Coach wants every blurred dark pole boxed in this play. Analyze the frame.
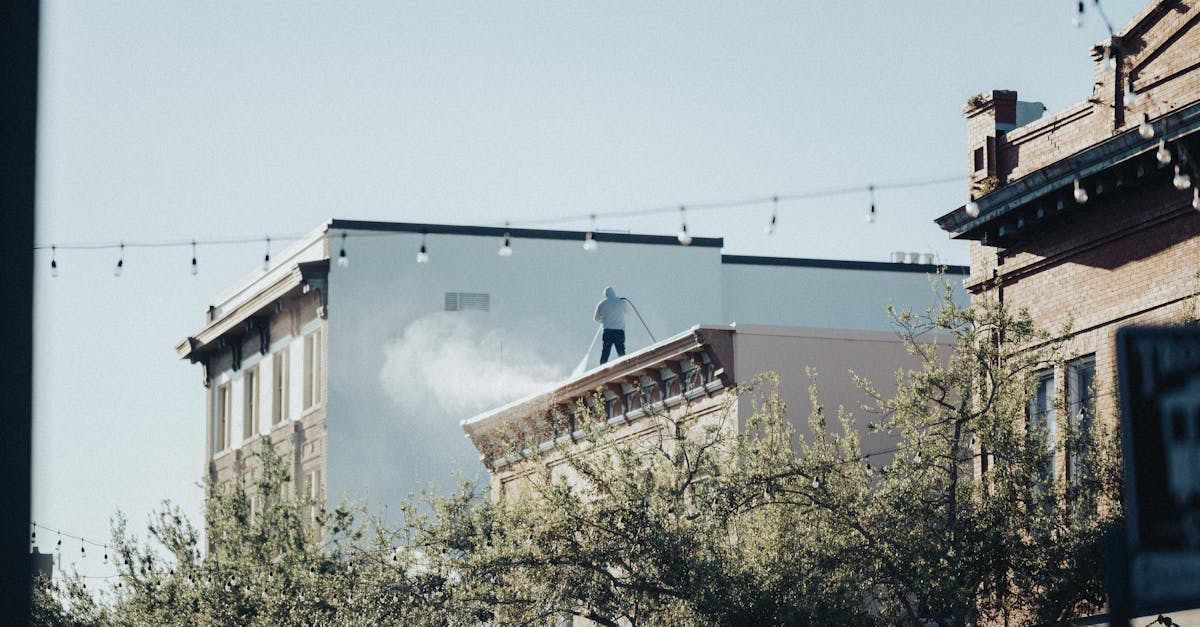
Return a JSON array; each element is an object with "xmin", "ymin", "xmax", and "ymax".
[{"xmin": 0, "ymin": 0, "xmax": 38, "ymax": 622}]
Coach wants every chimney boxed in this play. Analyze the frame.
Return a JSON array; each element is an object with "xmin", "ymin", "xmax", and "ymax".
[{"xmin": 964, "ymin": 90, "xmax": 1017, "ymax": 198}]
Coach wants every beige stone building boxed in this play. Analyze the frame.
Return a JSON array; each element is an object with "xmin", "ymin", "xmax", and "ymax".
[
  {"xmin": 180, "ymin": 218, "xmax": 964, "ymax": 519},
  {"xmin": 463, "ymin": 324, "xmax": 929, "ymax": 500}
]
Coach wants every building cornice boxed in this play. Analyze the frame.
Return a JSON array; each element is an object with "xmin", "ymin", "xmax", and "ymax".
[
  {"xmin": 936, "ymin": 100, "xmax": 1200, "ymax": 247},
  {"xmin": 176, "ymin": 260, "xmax": 330, "ymax": 362},
  {"xmin": 461, "ymin": 326, "xmax": 736, "ymax": 469}
]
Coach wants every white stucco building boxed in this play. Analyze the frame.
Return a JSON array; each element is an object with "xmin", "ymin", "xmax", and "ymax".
[{"xmin": 176, "ymin": 219, "xmax": 966, "ymax": 514}]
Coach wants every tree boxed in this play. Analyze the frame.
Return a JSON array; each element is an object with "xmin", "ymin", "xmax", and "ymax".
[
  {"xmin": 36, "ymin": 288, "xmax": 1122, "ymax": 626},
  {"xmin": 34, "ymin": 438, "xmax": 475, "ymax": 626},
  {"xmin": 777, "ymin": 285, "xmax": 1123, "ymax": 625},
  {"xmin": 411, "ymin": 373, "xmax": 870, "ymax": 626}
]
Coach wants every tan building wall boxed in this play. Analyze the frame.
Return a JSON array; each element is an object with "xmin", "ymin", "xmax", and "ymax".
[{"xmin": 465, "ymin": 324, "xmax": 933, "ymax": 500}]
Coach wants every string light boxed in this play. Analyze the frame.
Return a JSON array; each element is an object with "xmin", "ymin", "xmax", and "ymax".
[
  {"xmin": 113, "ymin": 243, "xmax": 125, "ymax": 277},
  {"xmin": 1072, "ymin": 0, "xmax": 1084, "ymax": 27},
  {"xmin": 50, "ymin": 245, "xmax": 59, "ymax": 278},
  {"xmin": 583, "ymin": 214, "xmax": 598, "ymax": 252},
  {"xmin": 262, "ymin": 237, "xmax": 271, "ymax": 271},
  {"xmin": 765, "ymin": 196, "xmax": 778, "ymax": 234},
  {"xmin": 498, "ymin": 223, "xmax": 513, "ymax": 257},
  {"xmin": 676, "ymin": 206, "xmax": 692, "ymax": 245},
  {"xmin": 1138, "ymin": 113, "xmax": 1155, "ymax": 139},
  {"xmin": 1073, "ymin": 179, "xmax": 1089, "ymax": 204},
  {"xmin": 1125, "ymin": 80, "xmax": 1140, "ymax": 106},
  {"xmin": 1157, "ymin": 140, "xmax": 1173, "ymax": 165},
  {"xmin": 416, "ymin": 232, "xmax": 429, "ymax": 264},
  {"xmin": 1192, "ymin": 187, "xmax": 1199, "ymax": 210},
  {"xmin": 866, "ymin": 185, "xmax": 876, "ymax": 223},
  {"xmin": 190, "ymin": 241, "xmax": 199, "ymax": 276},
  {"xmin": 1173, "ymin": 166, "xmax": 1193, "ymax": 190},
  {"xmin": 337, "ymin": 233, "xmax": 349, "ymax": 268},
  {"xmin": 965, "ymin": 198, "xmax": 980, "ymax": 218}
]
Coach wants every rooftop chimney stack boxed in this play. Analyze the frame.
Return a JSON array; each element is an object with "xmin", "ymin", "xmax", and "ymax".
[{"xmin": 964, "ymin": 90, "xmax": 1018, "ymax": 199}]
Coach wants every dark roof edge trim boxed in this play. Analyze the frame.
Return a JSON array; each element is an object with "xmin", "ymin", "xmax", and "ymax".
[
  {"xmin": 722, "ymin": 254, "xmax": 969, "ymax": 274},
  {"xmin": 328, "ymin": 219, "xmax": 723, "ymax": 248},
  {"xmin": 936, "ymin": 99, "xmax": 1200, "ymax": 237}
]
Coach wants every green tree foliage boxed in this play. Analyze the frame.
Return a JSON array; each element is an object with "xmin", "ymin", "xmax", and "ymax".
[
  {"xmin": 35, "ymin": 289, "xmax": 1121, "ymax": 625},
  {"xmin": 779, "ymin": 287, "xmax": 1122, "ymax": 625}
]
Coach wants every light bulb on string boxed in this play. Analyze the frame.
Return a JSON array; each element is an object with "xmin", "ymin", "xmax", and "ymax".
[
  {"xmin": 583, "ymin": 214, "xmax": 598, "ymax": 252},
  {"xmin": 676, "ymin": 206, "xmax": 692, "ymax": 245},
  {"xmin": 191, "ymin": 241, "xmax": 199, "ymax": 276},
  {"xmin": 1125, "ymin": 80, "xmax": 1140, "ymax": 106},
  {"xmin": 1072, "ymin": 0, "xmax": 1084, "ymax": 27},
  {"xmin": 1138, "ymin": 113, "xmax": 1155, "ymax": 139},
  {"xmin": 262, "ymin": 237, "xmax": 271, "ymax": 271},
  {"xmin": 1101, "ymin": 46, "xmax": 1117, "ymax": 71},
  {"xmin": 866, "ymin": 185, "xmax": 876, "ymax": 223},
  {"xmin": 337, "ymin": 233, "xmax": 349, "ymax": 268},
  {"xmin": 765, "ymin": 196, "xmax": 778, "ymax": 234},
  {"xmin": 1073, "ymin": 179, "xmax": 1089, "ymax": 204},
  {"xmin": 50, "ymin": 245, "xmax": 59, "ymax": 278},
  {"xmin": 113, "ymin": 243, "xmax": 125, "ymax": 277},
  {"xmin": 1174, "ymin": 166, "xmax": 1193, "ymax": 190},
  {"xmin": 416, "ymin": 233, "xmax": 429, "ymax": 264},
  {"xmin": 811, "ymin": 477, "xmax": 819, "ymax": 489},
  {"xmin": 965, "ymin": 198, "xmax": 980, "ymax": 218},
  {"xmin": 1157, "ymin": 140, "xmax": 1173, "ymax": 165},
  {"xmin": 498, "ymin": 223, "xmax": 513, "ymax": 257},
  {"xmin": 1192, "ymin": 187, "xmax": 1199, "ymax": 210}
]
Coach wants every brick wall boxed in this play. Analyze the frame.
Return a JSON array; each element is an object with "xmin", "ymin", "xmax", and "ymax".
[{"xmin": 960, "ymin": 0, "xmax": 1200, "ymax": 459}]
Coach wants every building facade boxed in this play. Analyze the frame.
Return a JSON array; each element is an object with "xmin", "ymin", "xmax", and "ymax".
[
  {"xmin": 463, "ymin": 324, "xmax": 931, "ymax": 501},
  {"xmin": 179, "ymin": 219, "xmax": 966, "ymax": 515},
  {"xmin": 936, "ymin": 0, "xmax": 1199, "ymax": 467}
]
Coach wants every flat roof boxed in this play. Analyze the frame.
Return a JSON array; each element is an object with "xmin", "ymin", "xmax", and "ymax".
[
  {"xmin": 329, "ymin": 218, "xmax": 724, "ymax": 248},
  {"xmin": 722, "ymin": 254, "xmax": 968, "ymax": 275}
]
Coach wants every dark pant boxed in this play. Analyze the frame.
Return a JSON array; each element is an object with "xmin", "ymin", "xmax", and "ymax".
[{"xmin": 600, "ymin": 329, "xmax": 626, "ymax": 364}]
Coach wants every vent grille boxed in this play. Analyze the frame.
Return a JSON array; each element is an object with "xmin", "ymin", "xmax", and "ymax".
[{"xmin": 445, "ymin": 292, "xmax": 490, "ymax": 312}]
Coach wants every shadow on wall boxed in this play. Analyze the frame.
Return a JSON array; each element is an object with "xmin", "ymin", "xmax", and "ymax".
[{"xmin": 379, "ymin": 312, "xmax": 565, "ymax": 420}]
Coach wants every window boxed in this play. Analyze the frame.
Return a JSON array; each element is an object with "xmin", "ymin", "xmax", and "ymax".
[
  {"xmin": 973, "ymin": 147, "xmax": 985, "ymax": 172},
  {"xmin": 1066, "ymin": 355, "xmax": 1096, "ymax": 487},
  {"xmin": 303, "ymin": 329, "xmax": 322, "ymax": 411},
  {"xmin": 1027, "ymin": 368, "xmax": 1056, "ymax": 482},
  {"xmin": 272, "ymin": 349, "xmax": 289, "ymax": 424},
  {"xmin": 445, "ymin": 292, "xmax": 489, "ymax": 312},
  {"xmin": 243, "ymin": 366, "xmax": 260, "ymax": 440},
  {"xmin": 306, "ymin": 469, "xmax": 322, "ymax": 524},
  {"xmin": 214, "ymin": 382, "xmax": 232, "ymax": 452}
]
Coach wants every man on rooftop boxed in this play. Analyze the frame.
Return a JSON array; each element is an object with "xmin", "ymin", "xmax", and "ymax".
[{"xmin": 594, "ymin": 286, "xmax": 629, "ymax": 364}]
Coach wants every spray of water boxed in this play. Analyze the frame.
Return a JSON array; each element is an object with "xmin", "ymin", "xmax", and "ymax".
[
  {"xmin": 571, "ymin": 326, "xmax": 603, "ymax": 378},
  {"xmin": 379, "ymin": 313, "xmax": 564, "ymax": 419}
]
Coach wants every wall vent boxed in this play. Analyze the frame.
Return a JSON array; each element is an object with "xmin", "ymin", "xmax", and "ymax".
[{"xmin": 445, "ymin": 292, "xmax": 490, "ymax": 312}]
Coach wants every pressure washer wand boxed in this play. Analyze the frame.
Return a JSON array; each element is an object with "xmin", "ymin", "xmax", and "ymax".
[{"xmin": 621, "ymin": 297, "xmax": 656, "ymax": 343}]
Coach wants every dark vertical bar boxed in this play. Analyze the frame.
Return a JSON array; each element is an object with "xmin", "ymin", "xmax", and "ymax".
[{"xmin": 0, "ymin": 0, "xmax": 39, "ymax": 621}]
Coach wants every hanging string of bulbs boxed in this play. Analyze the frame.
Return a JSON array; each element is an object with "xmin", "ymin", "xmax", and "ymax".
[
  {"xmin": 30, "ymin": 521, "xmax": 118, "ymax": 582},
  {"xmin": 35, "ymin": 174, "xmax": 965, "ymax": 276}
]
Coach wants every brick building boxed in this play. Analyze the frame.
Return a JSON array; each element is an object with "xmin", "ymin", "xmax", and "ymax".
[{"xmin": 936, "ymin": 0, "xmax": 1200, "ymax": 454}]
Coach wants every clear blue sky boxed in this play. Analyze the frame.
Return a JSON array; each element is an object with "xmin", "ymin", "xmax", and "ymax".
[{"xmin": 33, "ymin": 0, "xmax": 1150, "ymax": 579}]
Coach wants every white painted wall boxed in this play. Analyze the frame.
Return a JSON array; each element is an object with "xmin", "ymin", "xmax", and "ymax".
[
  {"xmin": 720, "ymin": 262, "xmax": 964, "ymax": 331},
  {"xmin": 197, "ymin": 223, "xmax": 970, "ymax": 517},
  {"xmin": 324, "ymin": 228, "xmax": 725, "ymax": 511}
]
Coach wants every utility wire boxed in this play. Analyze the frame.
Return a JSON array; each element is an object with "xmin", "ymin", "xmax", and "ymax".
[{"xmin": 33, "ymin": 174, "xmax": 963, "ymax": 252}]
